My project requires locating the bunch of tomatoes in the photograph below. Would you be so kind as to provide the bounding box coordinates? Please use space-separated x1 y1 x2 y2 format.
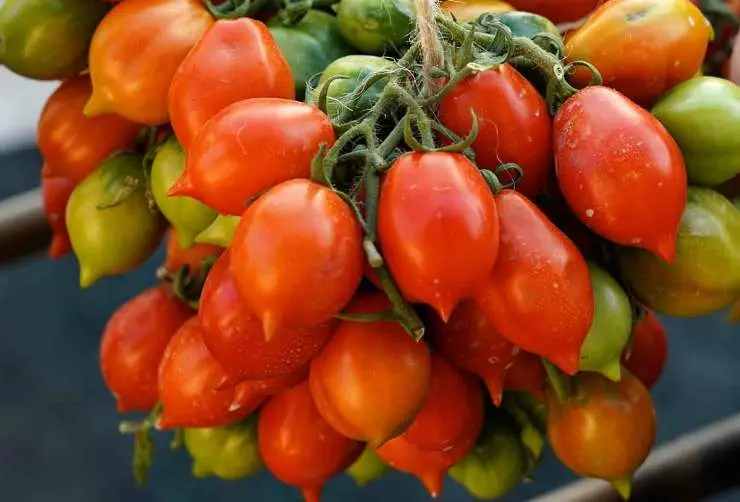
6 0 740 498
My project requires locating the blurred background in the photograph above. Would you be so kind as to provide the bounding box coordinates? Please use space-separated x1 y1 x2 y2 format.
1 66 739 502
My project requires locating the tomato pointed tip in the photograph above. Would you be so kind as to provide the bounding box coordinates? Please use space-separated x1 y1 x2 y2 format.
420 471 444 499
300 485 322 502
83 92 108 118
432 299 456 323
483 377 505 407
167 174 196 198
79 267 100 289
610 477 633 500
49 233 71 260
260 311 281 343
647 234 678 264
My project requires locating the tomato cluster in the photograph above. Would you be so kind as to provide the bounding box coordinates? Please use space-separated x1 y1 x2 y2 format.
9 0 740 499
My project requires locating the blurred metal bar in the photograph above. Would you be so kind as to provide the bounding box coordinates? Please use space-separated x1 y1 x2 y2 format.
535 414 740 501
0 188 50 264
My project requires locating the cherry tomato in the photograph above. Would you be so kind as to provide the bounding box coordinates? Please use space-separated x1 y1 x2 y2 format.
504 350 546 399
169 17 294 149
184 417 263 480
337 0 416 55
199 251 335 383
554 86 687 263
440 0 514 21
566 0 711 107
230 179 363 336
378 152 498 320
38 76 141 183
309 293 432 446
428 300 516 406
164 229 222 275
508 0 602 23
622 310 668 389
475 190 593 375
99 286 192 413
439 65 552 198
85 0 214 125
169 99 335 215
41 170 75 260
259 381 363 502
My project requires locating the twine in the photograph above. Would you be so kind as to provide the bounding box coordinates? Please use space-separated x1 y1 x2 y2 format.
414 0 444 93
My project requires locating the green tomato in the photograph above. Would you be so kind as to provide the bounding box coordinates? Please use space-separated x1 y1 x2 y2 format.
184 417 263 480
195 214 241 248
268 10 352 97
492 11 560 45
151 136 216 249
337 0 415 55
501 397 544 478
652 77 740 186
618 187 740 317
66 153 165 288
0 0 108 80
579 263 632 382
346 446 387 487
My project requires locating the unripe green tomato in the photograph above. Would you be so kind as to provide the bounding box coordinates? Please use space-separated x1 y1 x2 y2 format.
184 417 263 480
337 0 415 55
195 214 241 248
346 446 387 487
492 11 560 45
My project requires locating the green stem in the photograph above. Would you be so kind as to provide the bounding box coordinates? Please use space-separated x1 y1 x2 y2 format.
543 360 571 402
203 0 252 19
120 402 163 434
374 265 425 341
335 310 397 322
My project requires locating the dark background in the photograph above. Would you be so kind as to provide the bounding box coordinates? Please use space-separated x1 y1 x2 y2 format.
1 147 739 501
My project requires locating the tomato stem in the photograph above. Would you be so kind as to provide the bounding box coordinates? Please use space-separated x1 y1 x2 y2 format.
543 360 572 402
119 402 163 434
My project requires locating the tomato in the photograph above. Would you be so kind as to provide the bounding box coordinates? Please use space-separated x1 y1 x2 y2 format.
99 286 192 413
439 64 552 199
199 251 335 383
230 179 363 336
66 153 166 287
184 417 263 480
475 190 593 375
346 447 387 487
151 136 217 248
0 0 108 80
622 310 668 389
579 263 633 381
38 76 141 183
546 371 656 489
494 11 560 40
258 381 363 502
268 10 352 97
566 0 711 107
169 18 294 149
169 99 335 215
309 293 432 446
428 300 516 406
164 230 222 274
375 375 484 497
195 215 240 248
440 0 513 21
618 187 740 316
337 0 415 54
554 86 687 263
652 77 740 186
508 0 602 23
42 171 75 260
504 350 546 398
85 0 213 125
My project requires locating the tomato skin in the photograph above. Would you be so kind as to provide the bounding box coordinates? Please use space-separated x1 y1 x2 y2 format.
258 381 363 502
440 0 513 21
169 18 294 149
439 65 552 198
337 0 416 54
42 170 75 260
621 310 668 389
99 286 192 413
554 86 687 263
184 417 263 480
164 229 223 274
378 152 499 320
503 350 546 399
38 76 141 183
169 99 335 215
508 0 601 23
475 190 593 375
199 251 335 383
195 214 240 248
309 293 432 446
566 0 711 107
85 0 214 125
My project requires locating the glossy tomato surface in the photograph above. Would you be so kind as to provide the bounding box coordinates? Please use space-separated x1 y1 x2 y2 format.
508 0 602 23
440 0 513 21
622 310 668 389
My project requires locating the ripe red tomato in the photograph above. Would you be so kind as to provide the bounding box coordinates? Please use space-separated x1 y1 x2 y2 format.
475 190 593 375
309 293 432 446
41 169 75 260
85 0 214 125
169 98 335 215
99 286 192 413
554 86 687 263
37 76 140 183
168 18 295 149
164 229 223 275
230 179 363 336
378 152 498 320
504 349 546 399
199 251 335 384
508 0 603 23
259 381 363 502
622 310 668 389
428 300 516 406
439 64 552 198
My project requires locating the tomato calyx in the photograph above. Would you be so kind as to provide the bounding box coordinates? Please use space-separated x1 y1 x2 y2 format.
157 256 218 309
202 0 253 19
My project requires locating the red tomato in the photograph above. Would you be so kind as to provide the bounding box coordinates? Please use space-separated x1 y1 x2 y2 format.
37 76 140 183
508 0 603 23
168 18 294 148
378 152 499 321
169 99 335 215
230 179 363 336
375 375 484 497
85 0 214 125
41 170 76 259
259 381 363 502
621 310 668 389
164 229 223 275
199 251 336 383
309 293 432 446
475 190 593 375
439 64 553 198
554 87 687 263
99 286 192 413
229 365 308 409
428 300 516 406
504 349 546 399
